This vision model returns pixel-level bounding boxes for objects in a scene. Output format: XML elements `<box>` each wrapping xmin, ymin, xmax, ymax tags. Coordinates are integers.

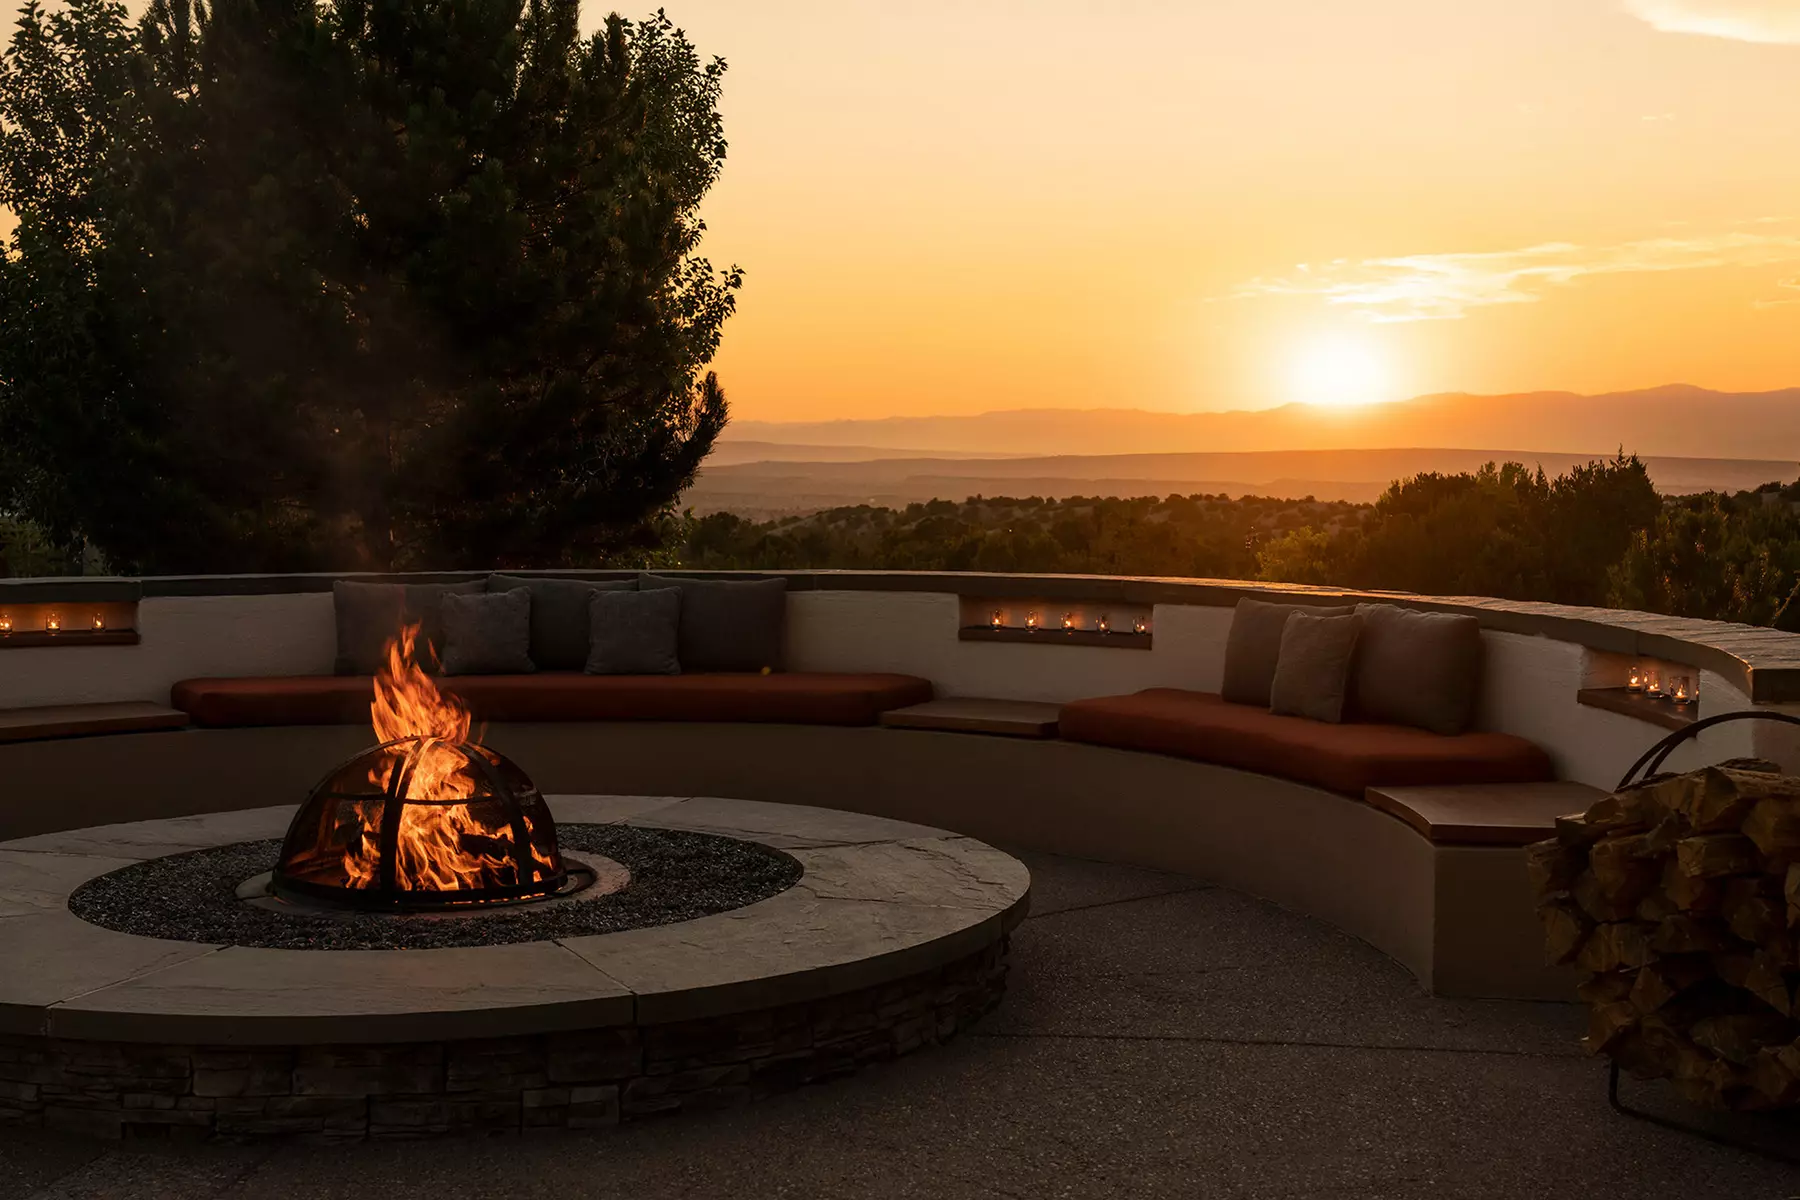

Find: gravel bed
<box><xmin>66</xmin><ymin>825</ymin><xmax>802</xmax><ymax>951</ymax></box>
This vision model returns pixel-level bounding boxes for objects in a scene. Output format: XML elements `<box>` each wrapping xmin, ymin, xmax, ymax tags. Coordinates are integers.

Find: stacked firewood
<box><xmin>1532</xmin><ymin>758</ymin><xmax>1800</xmax><ymax>1110</ymax></box>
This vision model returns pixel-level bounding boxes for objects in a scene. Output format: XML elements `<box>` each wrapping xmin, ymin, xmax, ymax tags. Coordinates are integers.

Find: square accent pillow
<box><xmin>1220</xmin><ymin>597</ymin><xmax>1355</xmax><ymax>707</ymax></box>
<box><xmin>333</xmin><ymin>579</ymin><xmax>484</xmax><ymax>675</ymax></box>
<box><xmin>1269</xmin><ymin>611</ymin><xmax>1364</xmax><ymax>724</ymax></box>
<box><xmin>586</xmin><ymin>587</ymin><xmax>682</xmax><ymax>675</ymax></box>
<box><xmin>1351</xmin><ymin>603</ymin><xmax>1484</xmax><ymax>735</ymax></box>
<box><xmin>488</xmin><ymin>574</ymin><xmax>636</xmax><ymax>671</ymax></box>
<box><xmin>638</xmin><ymin>573</ymin><xmax>787</xmax><ymax>673</ymax></box>
<box><xmin>440</xmin><ymin>588</ymin><xmax>535</xmax><ymax>676</ymax></box>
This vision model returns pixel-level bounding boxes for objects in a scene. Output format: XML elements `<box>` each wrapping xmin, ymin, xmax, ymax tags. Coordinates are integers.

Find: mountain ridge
<box><xmin>724</xmin><ymin>385</ymin><xmax>1800</xmax><ymax>461</ymax></box>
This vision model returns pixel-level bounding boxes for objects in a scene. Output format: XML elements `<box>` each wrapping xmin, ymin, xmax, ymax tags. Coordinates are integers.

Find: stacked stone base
<box><xmin>0</xmin><ymin>939</ymin><xmax>1007</xmax><ymax>1140</ymax></box>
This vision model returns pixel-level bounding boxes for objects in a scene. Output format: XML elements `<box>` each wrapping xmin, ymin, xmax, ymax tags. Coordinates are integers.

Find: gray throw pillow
<box><xmin>1220</xmin><ymin>597</ymin><xmax>1356</xmax><ymax>707</ymax></box>
<box><xmin>440</xmin><ymin>588</ymin><xmax>535</xmax><ymax>676</ymax></box>
<box><xmin>586</xmin><ymin>587</ymin><xmax>682</xmax><ymax>676</ymax></box>
<box><xmin>639</xmin><ymin>573</ymin><xmax>788</xmax><ymax>673</ymax></box>
<box><xmin>1269</xmin><ymin>611</ymin><xmax>1364</xmax><ymax>724</ymax></box>
<box><xmin>333</xmin><ymin>579</ymin><xmax>485</xmax><ymax>675</ymax></box>
<box><xmin>1351</xmin><ymin>603</ymin><xmax>1484</xmax><ymax>735</ymax></box>
<box><xmin>489</xmin><ymin>574</ymin><xmax>636</xmax><ymax>671</ymax></box>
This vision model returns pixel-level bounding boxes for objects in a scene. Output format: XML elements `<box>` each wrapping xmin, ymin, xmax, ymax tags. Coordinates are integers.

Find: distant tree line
<box><xmin>661</xmin><ymin>454</ymin><xmax>1800</xmax><ymax>631</ymax></box>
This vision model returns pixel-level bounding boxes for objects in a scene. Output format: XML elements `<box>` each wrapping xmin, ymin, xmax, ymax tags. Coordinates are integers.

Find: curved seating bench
<box><xmin>1058</xmin><ymin>688</ymin><xmax>1555</xmax><ymax>794</ymax></box>
<box><xmin>170</xmin><ymin>673</ymin><xmax>934</xmax><ymax>728</ymax></box>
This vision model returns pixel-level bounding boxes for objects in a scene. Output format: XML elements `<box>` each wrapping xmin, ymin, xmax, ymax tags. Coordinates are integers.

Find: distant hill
<box><xmin>683</xmin><ymin>446</ymin><xmax>1797</xmax><ymax>519</ymax></box>
<box><xmin>724</xmin><ymin>385</ymin><xmax>1800</xmax><ymax>461</ymax></box>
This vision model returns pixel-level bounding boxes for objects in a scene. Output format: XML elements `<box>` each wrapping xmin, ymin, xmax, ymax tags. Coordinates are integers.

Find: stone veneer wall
<box><xmin>0</xmin><ymin>941</ymin><xmax>1007</xmax><ymax>1140</ymax></box>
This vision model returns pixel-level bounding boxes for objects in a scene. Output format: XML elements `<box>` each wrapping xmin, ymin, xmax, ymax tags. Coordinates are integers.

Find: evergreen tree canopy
<box><xmin>0</xmin><ymin>0</ymin><xmax>739</xmax><ymax>572</ymax></box>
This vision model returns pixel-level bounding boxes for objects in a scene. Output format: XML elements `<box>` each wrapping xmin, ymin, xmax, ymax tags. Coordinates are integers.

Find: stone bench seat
<box><xmin>170</xmin><ymin>672</ymin><xmax>934</xmax><ymax>729</ymax></box>
<box><xmin>1058</xmin><ymin>688</ymin><xmax>1555</xmax><ymax>796</ymax></box>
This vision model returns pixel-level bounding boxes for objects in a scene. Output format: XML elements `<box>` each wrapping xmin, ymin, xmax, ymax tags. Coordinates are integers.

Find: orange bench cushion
<box><xmin>1059</xmin><ymin>688</ymin><xmax>1554</xmax><ymax>795</ymax></box>
<box><xmin>172</xmin><ymin>673</ymin><xmax>934</xmax><ymax>729</ymax></box>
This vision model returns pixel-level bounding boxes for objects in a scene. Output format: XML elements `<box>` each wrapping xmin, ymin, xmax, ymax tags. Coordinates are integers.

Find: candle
<box><xmin>1646</xmin><ymin>669</ymin><xmax>1663</xmax><ymax>698</ymax></box>
<box><xmin>0</xmin><ymin>615</ymin><xmax>10</xmax><ymax>634</ymax></box>
<box><xmin>1626</xmin><ymin>665</ymin><xmax>1644</xmax><ymax>693</ymax></box>
<box><xmin>92</xmin><ymin>613</ymin><xmax>105</xmax><ymax>631</ymax></box>
<box><xmin>1025</xmin><ymin>612</ymin><xmax>1040</xmax><ymax>631</ymax></box>
<box><xmin>1061</xmin><ymin>612</ymin><xmax>1076</xmax><ymax>631</ymax></box>
<box><xmin>1132</xmin><ymin>617</ymin><xmax>1148</xmax><ymax>635</ymax></box>
<box><xmin>990</xmin><ymin>610</ymin><xmax>1003</xmax><ymax>630</ymax></box>
<box><xmin>1672</xmin><ymin>676</ymin><xmax>1694</xmax><ymax>707</ymax></box>
<box><xmin>1096</xmin><ymin>614</ymin><xmax>1111</xmax><ymax>634</ymax></box>
<box><xmin>45</xmin><ymin>613</ymin><xmax>60</xmax><ymax>634</ymax></box>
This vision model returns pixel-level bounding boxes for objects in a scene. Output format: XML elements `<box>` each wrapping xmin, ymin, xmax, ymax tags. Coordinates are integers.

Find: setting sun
<box><xmin>1286</xmin><ymin>333</ymin><xmax>1393</xmax><ymax>409</ymax></box>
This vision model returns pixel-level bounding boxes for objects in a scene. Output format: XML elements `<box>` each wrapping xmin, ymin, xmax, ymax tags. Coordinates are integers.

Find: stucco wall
<box><xmin>0</xmin><ymin>583</ymin><xmax>1790</xmax><ymax>787</ymax></box>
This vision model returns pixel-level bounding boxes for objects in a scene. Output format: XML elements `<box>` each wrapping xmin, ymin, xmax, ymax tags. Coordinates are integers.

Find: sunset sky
<box><xmin>4</xmin><ymin>0</ymin><xmax>1798</xmax><ymax>421</ymax></box>
<box><xmin>611</xmin><ymin>0</ymin><xmax>1800</xmax><ymax>421</ymax></box>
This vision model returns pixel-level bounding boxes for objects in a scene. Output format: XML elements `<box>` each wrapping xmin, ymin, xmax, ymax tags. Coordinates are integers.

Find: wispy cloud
<box><xmin>1233</xmin><ymin>229</ymin><xmax>1800</xmax><ymax>322</ymax></box>
<box><xmin>1755</xmin><ymin>276</ymin><xmax>1800</xmax><ymax>307</ymax></box>
<box><xmin>1623</xmin><ymin>1</ymin><xmax>1800</xmax><ymax>45</ymax></box>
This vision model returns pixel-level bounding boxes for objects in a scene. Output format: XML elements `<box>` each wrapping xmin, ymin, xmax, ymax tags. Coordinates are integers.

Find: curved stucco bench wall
<box><xmin>3</xmin><ymin>570</ymin><xmax>1797</xmax><ymax>786</ymax></box>
<box><xmin>3</xmin><ymin>571</ymin><xmax>1800</xmax><ymax>1003</ymax></box>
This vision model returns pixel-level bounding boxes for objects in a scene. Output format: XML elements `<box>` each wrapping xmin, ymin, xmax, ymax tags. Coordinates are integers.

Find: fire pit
<box><xmin>270</xmin><ymin>625</ymin><xmax>568</xmax><ymax>911</ymax></box>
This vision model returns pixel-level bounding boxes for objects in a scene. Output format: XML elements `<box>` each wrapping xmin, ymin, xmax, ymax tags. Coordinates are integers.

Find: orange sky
<box><xmin>6</xmin><ymin>0</ymin><xmax>1798</xmax><ymax>420</ymax></box>
<box><xmin>624</xmin><ymin>0</ymin><xmax>1800</xmax><ymax>420</ymax></box>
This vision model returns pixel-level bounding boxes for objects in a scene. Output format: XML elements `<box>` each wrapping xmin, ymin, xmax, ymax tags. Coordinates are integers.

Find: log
<box><xmin>1635</xmin><ymin>891</ymin><xmax>1679</xmax><ymax>924</ymax></box>
<box><xmin>1716</xmin><ymin>757</ymin><xmax>1786</xmax><ymax>776</ymax></box>
<box><xmin>1659</xmin><ymin>858</ymin><xmax>1720</xmax><ymax>913</ymax></box>
<box><xmin>1670</xmin><ymin>1038</ymin><xmax>1738</xmax><ymax>1107</ymax></box>
<box><xmin>1524</xmin><ymin>838</ymin><xmax>1582</xmax><ymax>897</ymax></box>
<box><xmin>1578</xmin><ymin>922</ymin><xmax>1651</xmax><ymax>974</ymax></box>
<box><xmin>1652</xmin><ymin>914</ymin><xmax>1732</xmax><ymax>956</ymax></box>
<box><xmin>1691</xmin><ymin>1013</ymin><xmax>1793</xmax><ymax>1066</ymax></box>
<box><xmin>1729</xmin><ymin>899</ymin><xmax>1784</xmax><ymax>947</ymax></box>
<box><xmin>1631</xmin><ymin>959</ymin><xmax>1707</xmax><ymax>1014</ymax></box>
<box><xmin>1670</xmin><ymin>767</ymin><xmax>1796</xmax><ymax>834</ymax></box>
<box><xmin>1748</xmin><ymin>1042</ymin><xmax>1800</xmax><ymax>1106</ymax></box>
<box><xmin>1578</xmin><ymin>971</ymin><xmax>1634</xmax><ymax>1007</ymax></box>
<box><xmin>1582</xmin><ymin>787</ymin><xmax>1667</xmax><ymax>835</ymax></box>
<box><xmin>1745</xmin><ymin>797</ymin><xmax>1800</xmax><ymax>864</ymax></box>
<box><xmin>1745</xmin><ymin>954</ymin><xmax>1795</xmax><ymax>1017</ymax></box>
<box><xmin>1587</xmin><ymin>836</ymin><xmax>1665</xmax><ymax>911</ymax></box>
<box><xmin>1582</xmin><ymin>1000</ymin><xmax>1640</xmax><ymax>1056</ymax></box>
<box><xmin>1674</xmin><ymin>833</ymin><xmax>1759</xmax><ymax>879</ymax></box>
<box><xmin>1538</xmin><ymin>900</ymin><xmax>1592</xmax><ymax>965</ymax></box>
<box><xmin>1555</xmin><ymin>813</ymin><xmax>1601</xmax><ymax>849</ymax></box>
<box><xmin>1572</xmin><ymin>869</ymin><xmax>1639</xmax><ymax>923</ymax></box>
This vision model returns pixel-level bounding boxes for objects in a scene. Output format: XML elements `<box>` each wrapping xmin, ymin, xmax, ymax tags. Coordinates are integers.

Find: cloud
<box><xmin>1754</xmin><ymin>276</ymin><xmax>1800</xmax><ymax>307</ymax></box>
<box><xmin>1623</xmin><ymin>1</ymin><xmax>1800</xmax><ymax>45</ymax></box>
<box><xmin>1234</xmin><ymin>228</ymin><xmax>1800</xmax><ymax>322</ymax></box>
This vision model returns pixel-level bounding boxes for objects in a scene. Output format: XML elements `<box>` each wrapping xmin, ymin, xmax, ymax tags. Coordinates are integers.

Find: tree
<box><xmin>1259</xmin><ymin>456</ymin><xmax>1660</xmax><ymax>604</ymax></box>
<box><xmin>1609</xmin><ymin>488</ymin><xmax>1800</xmax><ymax>626</ymax></box>
<box><xmin>0</xmin><ymin>0</ymin><xmax>740</xmax><ymax>573</ymax></box>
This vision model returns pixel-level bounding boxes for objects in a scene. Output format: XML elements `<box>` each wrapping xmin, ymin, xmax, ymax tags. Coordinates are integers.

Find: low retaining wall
<box><xmin>0</xmin><ymin>941</ymin><xmax>1008</xmax><ymax>1141</ymax></box>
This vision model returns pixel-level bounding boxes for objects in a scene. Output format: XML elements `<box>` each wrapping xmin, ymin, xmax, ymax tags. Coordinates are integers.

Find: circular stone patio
<box><xmin>0</xmin><ymin>796</ymin><xmax>1031</xmax><ymax>1140</ymax></box>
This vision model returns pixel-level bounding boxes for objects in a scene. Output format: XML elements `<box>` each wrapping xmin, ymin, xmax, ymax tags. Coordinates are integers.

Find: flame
<box><xmin>337</xmin><ymin>624</ymin><xmax>533</xmax><ymax>894</ymax></box>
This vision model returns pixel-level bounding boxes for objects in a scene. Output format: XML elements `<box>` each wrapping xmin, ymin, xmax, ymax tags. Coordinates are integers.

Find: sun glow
<box><xmin>1286</xmin><ymin>333</ymin><xmax>1393</xmax><ymax>409</ymax></box>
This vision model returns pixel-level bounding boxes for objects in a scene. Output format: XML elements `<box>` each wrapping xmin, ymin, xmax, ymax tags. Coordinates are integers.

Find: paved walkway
<box><xmin>3</xmin><ymin>851</ymin><xmax>1796</xmax><ymax>1199</ymax></box>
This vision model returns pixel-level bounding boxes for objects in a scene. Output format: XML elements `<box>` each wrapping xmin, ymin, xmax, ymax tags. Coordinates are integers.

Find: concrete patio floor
<box><xmin>2</xmin><ymin>849</ymin><xmax>1796</xmax><ymax>1200</ymax></box>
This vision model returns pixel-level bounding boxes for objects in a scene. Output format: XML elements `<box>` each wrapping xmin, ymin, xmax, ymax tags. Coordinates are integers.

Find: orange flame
<box><xmin>340</xmin><ymin>624</ymin><xmax>523</xmax><ymax>893</ymax></box>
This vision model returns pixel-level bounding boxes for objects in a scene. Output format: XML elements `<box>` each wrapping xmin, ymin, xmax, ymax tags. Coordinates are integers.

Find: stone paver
<box><xmin>2</xmin><ymin>850</ymin><xmax>1794</xmax><ymax>1198</ymax></box>
<box><xmin>0</xmin><ymin>807</ymin><xmax>298</xmax><ymax>861</ymax></box>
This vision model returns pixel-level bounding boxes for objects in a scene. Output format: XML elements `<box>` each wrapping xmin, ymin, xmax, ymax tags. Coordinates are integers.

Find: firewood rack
<box><xmin>1606</xmin><ymin>709</ymin><xmax>1800</xmax><ymax>1165</ymax></box>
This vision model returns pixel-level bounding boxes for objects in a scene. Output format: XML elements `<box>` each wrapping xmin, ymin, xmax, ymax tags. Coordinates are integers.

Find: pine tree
<box><xmin>0</xmin><ymin>0</ymin><xmax>739</xmax><ymax>572</ymax></box>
